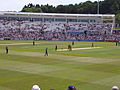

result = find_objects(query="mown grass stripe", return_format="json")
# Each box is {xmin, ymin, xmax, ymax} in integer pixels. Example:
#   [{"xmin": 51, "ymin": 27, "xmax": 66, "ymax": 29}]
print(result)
[
  {"xmin": 16, "ymin": 52, "xmax": 120, "ymax": 64},
  {"xmin": 0, "ymin": 50, "xmax": 118, "ymax": 64},
  {"xmin": 0, "ymin": 86, "xmax": 13, "ymax": 90},
  {"xmin": 40, "ymin": 68, "xmax": 117, "ymax": 82},
  {"xmin": 91, "ymin": 75, "xmax": 120, "ymax": 86},
  {"xmin": 0, "ymin": 60, "xmax": 66, "ymax": 74}
]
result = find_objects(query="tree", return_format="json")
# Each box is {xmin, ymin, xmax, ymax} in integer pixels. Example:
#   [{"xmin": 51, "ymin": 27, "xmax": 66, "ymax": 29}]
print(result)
[
  {"xmin": 21, "ymin": 3, "xmax": 42, "ymax": 12},
  {"xmin": 116, "ymin": 13, "xmax": 120, "ymax": 24},
  {"xmin": 56, "ymin": 5, "xmax": 66, "ymax": 13},
  {"xmin": 21, "ymin": 0, "xmax": 120, "ymax": 25}
]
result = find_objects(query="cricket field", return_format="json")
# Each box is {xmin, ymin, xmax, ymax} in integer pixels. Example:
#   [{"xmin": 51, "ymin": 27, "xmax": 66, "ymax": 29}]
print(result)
[{"xmin": 0, "ymin": 40, "xmax": 120, "ymax": 90}]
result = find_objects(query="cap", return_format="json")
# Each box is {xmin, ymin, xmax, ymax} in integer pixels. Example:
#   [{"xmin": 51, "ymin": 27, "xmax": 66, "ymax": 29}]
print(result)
[
  {"xmin": 112, "ymin": 86, "xmax": 119, "ymax": 90},
  {"xmin": 32, "ymin": 85, "xmax": 40, "ymax": 90},
  {"xmin": 68, "ymin": 85, "xmax": 75, "ymax": 90}
]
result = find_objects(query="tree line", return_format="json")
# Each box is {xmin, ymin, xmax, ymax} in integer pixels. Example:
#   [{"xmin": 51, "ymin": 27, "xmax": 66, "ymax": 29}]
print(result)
[{"xmin": 21, "ymin": 0, "xmax": 120, "ymax": 24}]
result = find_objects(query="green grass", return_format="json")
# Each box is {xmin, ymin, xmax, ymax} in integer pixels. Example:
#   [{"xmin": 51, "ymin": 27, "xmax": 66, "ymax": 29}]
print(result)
[
  {"xmin": 0, "ymin": 40, "xmax": 120, "ymax": 90},
  {"xmin": 114, "ymin": 28, "xmax": 120, "ymax": 30}
]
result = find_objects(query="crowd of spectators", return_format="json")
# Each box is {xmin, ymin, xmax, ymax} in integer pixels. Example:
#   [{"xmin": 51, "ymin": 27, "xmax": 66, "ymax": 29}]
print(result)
[
  {"xmin": 0, "ymin": 20, "xmax": 120, "ymax": 41},
  {"xmin": 32, "ymin": 85, "xmax": 119, "ymax": 90}
]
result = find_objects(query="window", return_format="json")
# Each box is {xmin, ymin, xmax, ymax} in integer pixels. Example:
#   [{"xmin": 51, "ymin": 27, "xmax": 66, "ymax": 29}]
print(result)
[
  {"xmin": 78, "ymin": 19, "xmax": 89, "ymax": 22},
  {"xmin": 44, "ymin": 18, "xmax": 54, "ymax": 22},
  {"xmin": 55, "ymin": 18, "xmax": 66, "ymax": 22},
  {"xmin": 90, "ymin": 19, "xmax": 96, "ymax": 23},
  {"xmin": 20, "ymin": 17, "xmax": 31, "ymax": 21},
  {"xmin": 7, "ymin": 17, "xmax": 19, "ymax": 21},
  {"xmin": 0, "ymin": 17, "xmax": 7, "ymax": 20},
  {"xmin": 32, "ymin": 18, "xmax": 43, "ymax": 21},
  {"xmin": 67, "ymin": 19, "xmax": 77, "ymax": 22}
]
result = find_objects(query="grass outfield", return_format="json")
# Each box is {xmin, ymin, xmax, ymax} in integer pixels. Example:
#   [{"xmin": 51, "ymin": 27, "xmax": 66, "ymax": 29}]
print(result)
[{"xmin": 0, "ymin": 40, "xmax": 120, "ymax": 90}]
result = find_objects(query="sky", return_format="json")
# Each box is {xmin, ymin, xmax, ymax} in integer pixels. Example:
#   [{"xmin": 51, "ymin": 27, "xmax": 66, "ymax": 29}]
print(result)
[{"xmin": 0, "ymin": 0, "xmax": 101, "ymax": 11}]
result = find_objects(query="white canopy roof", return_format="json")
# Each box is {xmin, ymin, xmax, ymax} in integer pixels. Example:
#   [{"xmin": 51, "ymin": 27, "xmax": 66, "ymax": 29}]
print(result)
[{"xmin": 0, "ymin": 11, "xmax": 115, "ymax": 17}]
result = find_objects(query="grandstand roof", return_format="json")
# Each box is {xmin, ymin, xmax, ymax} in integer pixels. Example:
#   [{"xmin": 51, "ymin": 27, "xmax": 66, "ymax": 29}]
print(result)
[{"xmin": 0, "ymin": 11, "xmax": 115, "ymax": 17}]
